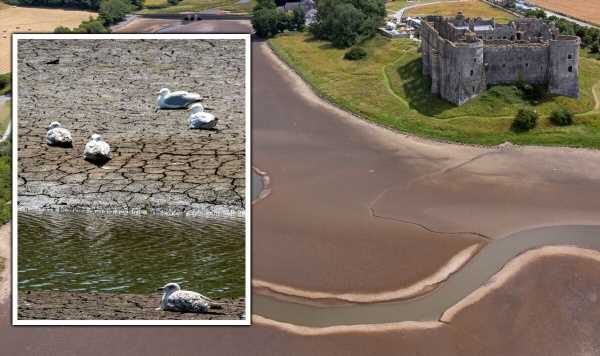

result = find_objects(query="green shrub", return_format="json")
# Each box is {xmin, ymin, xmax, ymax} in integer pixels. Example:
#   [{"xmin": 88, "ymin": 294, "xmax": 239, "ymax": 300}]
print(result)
[
  {"xmin": 550, "ymin": 108, "xmax": 574, "ymax": 126},
  {"xmin": 252, "ymin": 7, "xmax": 279, "ymax": 38},
  {"xmin": 344, "ymin": 47, "xmax": 367, "ymax": 60},
  {"xmin": 309, "ymin": 0, "xmax": 385, "ymax": 48},
  {"xmin": 512, "ymin": 109, "xmax": 538, "ymax": 132},
  {"xmin": 0, "ymin": 73, "xmax": 10, "ymax": 96},
  {"xmin": 99, "ymin": 0, "xmax": 133, "ymax": 25},
  {"xmin": 167, "ymin": 0, "xmax": 178, "ymax": 5}
]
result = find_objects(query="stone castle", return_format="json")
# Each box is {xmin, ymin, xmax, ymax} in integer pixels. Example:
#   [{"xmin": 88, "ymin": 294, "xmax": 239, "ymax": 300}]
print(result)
[{"xmin": 420, "ymin": 14, "xmax": 580, "ymax": 105}]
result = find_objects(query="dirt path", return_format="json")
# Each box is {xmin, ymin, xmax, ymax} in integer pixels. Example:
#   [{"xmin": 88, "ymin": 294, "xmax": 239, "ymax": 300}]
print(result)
[{"xmin": 18, "ymin": 290, "xmax": 244, "ymax": 321}]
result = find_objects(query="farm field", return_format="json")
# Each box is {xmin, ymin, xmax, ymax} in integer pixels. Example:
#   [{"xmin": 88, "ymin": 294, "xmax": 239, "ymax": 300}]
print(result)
[
  {"xmin": 405, "ymin": 0, "xmax": 516, "ymax": 23},
  {"xmin": 269, "ymin": 32, "xmax": 600, "ymax": 148},
  {"xmin": 0, "ymin": 5, "xmax": 96, "ymax": 73},
  {"xmin": 142, "ymin": 0, "xmax": 256, "ymax": 14},
  {"xmin": 528, "ymin": 0, "xmax": 600, "ymax": 26}
]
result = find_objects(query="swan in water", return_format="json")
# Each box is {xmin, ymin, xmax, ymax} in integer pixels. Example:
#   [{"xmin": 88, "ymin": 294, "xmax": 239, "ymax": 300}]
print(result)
[
  {"xmin": 46, "ymin": 121, "xmax": 72, "ymax": 147},
  {"xmin": 157, "ymin": 282, "xmax": 222, "ymax": 313},
  {"xmin": 155, "ymin": 88, "xmax": 202, "ymax": 112},
  {"xmin": 188, "ymin": 103, "xmax": 218, "ymax": 130},
  {"xmin": 84, "ymin": 134, "xmax": 112, "ymax": 164}
]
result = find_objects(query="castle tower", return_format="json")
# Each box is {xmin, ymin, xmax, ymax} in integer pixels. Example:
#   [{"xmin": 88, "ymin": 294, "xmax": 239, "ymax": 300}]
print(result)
[{"xmin": 548, "ymin": 36, "xmax": 580, "ymax": 98}]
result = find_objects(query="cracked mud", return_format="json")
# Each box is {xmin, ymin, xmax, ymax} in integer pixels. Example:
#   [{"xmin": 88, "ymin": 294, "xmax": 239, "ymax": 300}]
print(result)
[{"xmin": 17, "ymin": 39, "xmax": 246, "ymax": 215}]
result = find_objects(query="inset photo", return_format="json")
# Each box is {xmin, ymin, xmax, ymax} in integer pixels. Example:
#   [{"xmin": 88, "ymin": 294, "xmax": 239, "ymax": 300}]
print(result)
[{"xmin": 12, "ymin": 34, "xmax": 250, "ymax": 325}]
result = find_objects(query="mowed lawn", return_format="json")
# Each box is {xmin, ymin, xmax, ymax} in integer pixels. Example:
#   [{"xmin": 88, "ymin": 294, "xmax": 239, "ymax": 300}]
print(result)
[
  {"xmin": 405, "ymin": 0, "xmax": 516, "ymax": 23},
  {"xmin": 0, "ymin": 6, "xmax": 96, "ymax": 74},
  {"xmin": 143, "ymin": 0, "xmax": 256, "ymax": 14},
  {"xmin": 269, "ymin": 32, "xmax": 600, "ymax": 148}
]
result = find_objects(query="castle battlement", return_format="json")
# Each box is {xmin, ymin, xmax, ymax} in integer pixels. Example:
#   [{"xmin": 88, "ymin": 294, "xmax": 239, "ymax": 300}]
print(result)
[{"xmin": 420, "ymin": 13, "xmax": 580, "ymax": 105}]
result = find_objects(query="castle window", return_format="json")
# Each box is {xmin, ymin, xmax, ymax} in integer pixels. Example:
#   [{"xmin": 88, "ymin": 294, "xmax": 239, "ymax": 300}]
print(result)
[
  {"xmin": 473, "ymin": 86, "xmax": 475, "ymax": 93},
  {"xmin": 470, "ymin": 70, "xmax": 474, "ymax": 76},
  {"xmin": 502, "ymin": 63, "xmax": 506, "ymax": 68},
  {"xmin": 568, "ymin": 66, "xmax": 573, "ymax": 72},
  {"xmin": 526, "ymin": 63, "xmax": 529, "ymax": 67},
  {"xmin": 474, "ymin": 58, "xmax": 477, "ymax": 63},
  {"xmin": 568, "ymin": 54, "xmax": 572, "ymax": 59}
]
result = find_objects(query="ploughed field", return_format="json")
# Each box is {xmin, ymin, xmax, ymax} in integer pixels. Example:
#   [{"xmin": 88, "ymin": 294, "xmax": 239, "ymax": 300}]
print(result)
[
  {"xmin": 269, "ymin": 33, "xmax": 600, "ymax": 148},
  {"xmin": 528, "ymin": 0, "xmax": 600, "ymax": 26},
  {"xmin": 0, "ymin": 6, "xmax": 96, "ymax": 74},
  {"xmin": 404, "ymin": 0, "xmax": 516, "ymax": 24}
]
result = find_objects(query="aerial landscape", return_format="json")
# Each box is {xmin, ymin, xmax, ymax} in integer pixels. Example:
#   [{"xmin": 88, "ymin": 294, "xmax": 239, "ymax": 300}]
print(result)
[{"xmin": 0, "ymin": 0, "xmax": 600, "ymax": 353}]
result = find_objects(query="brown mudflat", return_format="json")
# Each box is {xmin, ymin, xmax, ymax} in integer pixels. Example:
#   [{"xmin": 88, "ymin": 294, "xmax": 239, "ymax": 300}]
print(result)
[
  {"xmin": 17, "ymin": 38, "xmax": 245, "ymax": 214},
  {"xmin": 17, "ymin": 290, "xmax": 244, "ymax": 321}
]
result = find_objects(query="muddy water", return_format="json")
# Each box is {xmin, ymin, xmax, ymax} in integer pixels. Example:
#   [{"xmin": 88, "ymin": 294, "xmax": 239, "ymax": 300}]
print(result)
[
  {"xmin": 18, "ymin": 211, "xmax": 245, "ymax": 298},
  {"xmin": 253, "ymin": 225, "xmax": 600, "ymax": 326}
]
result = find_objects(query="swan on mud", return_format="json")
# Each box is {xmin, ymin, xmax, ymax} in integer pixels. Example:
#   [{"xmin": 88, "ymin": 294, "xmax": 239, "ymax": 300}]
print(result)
[
  {"xmin": 157, "ymin": 282, "xmax": 222, "ymax": 313},
  {"xmin": 155, "ymin": 88, "xmax": 202, "ymax": 112},
  {"xmin": 84, "ymin": 133, "xmax": 112, "ymax": 165},
  {"xmin": 188, "ymin": 103, "xmax": 218, "ymax": 130},
  {"xmin": 46, "ymin": 121, "xmax": 73, "ymax": 147}
]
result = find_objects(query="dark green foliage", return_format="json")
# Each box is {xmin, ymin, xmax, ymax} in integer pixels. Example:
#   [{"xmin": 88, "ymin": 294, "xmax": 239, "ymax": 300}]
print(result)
[
  {"xmin": 290, "ymin": 7, "xmax": 306, "ymax": 32},
  {"xmin": 255, "ymin": 0, "xmax": 276, "ymax": 11},
  {"xmin": 512, "ymin": 109, "xmax": 538, "ymax": 132},
  {"xmin": 0, "ymin": 152, "xmax": 10, "ymax": 225},
  {"xmin": 276, "ymin": 11, "xmax": 291, "ymax": 33},
  {"xmin": 0, "ymin": 73, "xmax": 10, "ymax": 96},
  {"xmin": 344, "ymin": 46, "xmax": 367, "ymax": 60},
  {"xmin": 252, "ymin": 8, "xmax": 280, "ymax": 38},
  {"xmin": 167, "ymin": 0, "xmax": 178, "ymax": 5},
  {"xmin": 99, "ymin": 0, "xmax": 133, "ymax": 25},
  {"xmin": 310, "ymin": 0, "xmax": 385, "ymax": 48},
  {"xmin": 525, "ymin": 8, "xmax": 546, "ymax": 19},
  {"xmin": 591, "ymin": 40, "xmax": 600, "ymax": 54},
  {"xmin": 515, "ymin": 77, "xmax": 546, "ymax": 101},
  {"xmin": 252, "ymin": 0, "xmax": 306, "ymax": 38},
  {"xmin": 6, "ymin": 0, "xmax": 101, "ymax": 10},
  {"xmin": 54, "ymin": 17, "xmax": 110, "ymax": 33},
  {"xmin": 550, "ymin": 108, "xmax": 574, "ymax": 126}
]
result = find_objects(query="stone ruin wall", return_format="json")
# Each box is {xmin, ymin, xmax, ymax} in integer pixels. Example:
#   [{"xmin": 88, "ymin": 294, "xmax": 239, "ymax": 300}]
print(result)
[{"xmin": 421, "ymin": 17, "xmax": 580, "ymax": 105}]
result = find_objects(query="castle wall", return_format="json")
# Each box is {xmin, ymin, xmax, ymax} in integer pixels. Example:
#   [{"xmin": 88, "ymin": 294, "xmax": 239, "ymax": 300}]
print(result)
[
  {"xmin": 438, "ymin": 41, "xmax": 486, "ymax": 105},
  {"xmin": 548, "ymin": 36, "xmax": 580, "ymax": 97},
  {"xmin": 484, "ymin": 43, "xmax": 549, "ymax": 85}
]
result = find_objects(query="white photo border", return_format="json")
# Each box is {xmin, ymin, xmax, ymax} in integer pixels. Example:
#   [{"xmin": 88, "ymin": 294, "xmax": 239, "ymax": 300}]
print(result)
[{"xmin": 11, "ymin": 33, "xmax": 252, "ymax": 326}]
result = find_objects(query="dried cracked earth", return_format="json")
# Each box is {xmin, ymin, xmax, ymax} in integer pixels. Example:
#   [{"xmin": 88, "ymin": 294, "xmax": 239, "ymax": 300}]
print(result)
[{"xmin": 17, "ymin": 39, "xmax": 246, "ymax": 215}]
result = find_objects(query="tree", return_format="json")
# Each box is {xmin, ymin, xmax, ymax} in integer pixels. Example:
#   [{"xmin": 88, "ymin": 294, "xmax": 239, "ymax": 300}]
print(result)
[
  {"xmin": 277, "ymin": 11, "xmax": 291, "ymax": 33},
  {"xmin": 290, "ymin": 6, "xmax": 306, "ymax": 31},
  {"xmin": 310, "ymin": 0, "xmax": 385, "ymax": 48},
  {"xmin": 252, "ymin": 8, "xmax": 280, "ymax": 38},
  {"xmin": 54, "ymin": 25, "xmax": 73, "ymax": 33},
  {"xmin": 99, "ymin": 0, "xmax": 132, "ymax": 25},
  {"xmin": 76, "ymin": 17, "xmax": 110, "ymax": 33},
  {"xmin": 549, "ymin": 108, "xmax": 574, "ymax": 126},
  {"xmin": 254, "ymin": 0, "xmax": 276, "ymax": 12},
  {"xmin": 512, "ymin": 109, "xmax": 538, "ymax": 132}
]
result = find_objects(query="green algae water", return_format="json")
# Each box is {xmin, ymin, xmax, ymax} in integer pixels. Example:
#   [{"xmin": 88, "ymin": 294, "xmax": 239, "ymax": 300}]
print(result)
[{"xmin": 18, "ymin": 211, "xmax": 245, "ymax": 298}]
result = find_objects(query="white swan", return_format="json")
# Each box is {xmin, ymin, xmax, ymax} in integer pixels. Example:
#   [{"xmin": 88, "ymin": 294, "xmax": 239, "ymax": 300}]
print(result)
[
  {"xmin": 188, "ymin": 103, "xmax": 218, "ymax": 130},
  {"xmin": 46, "ymin": 121, "xmax": 72, "ymax": 147},
  {"xmin": 155, "ymin": 88, "xmax": 202, "ymax": 112},
  {"xmin": 157, "ymin": 282, "xmax": 220, "ymax": 313},
  {"xmin": 84, "ymin": 134, "xmax": 112, "ymax": 164}
]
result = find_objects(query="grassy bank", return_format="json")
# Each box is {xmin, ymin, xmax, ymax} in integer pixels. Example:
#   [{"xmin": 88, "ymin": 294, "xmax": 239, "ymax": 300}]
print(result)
[
  {"xmin": 142, "ymin": 0, "xmax": 255, "ymax": 14},
  {"xmin": 269, "ymin": 32, "xmax": 600, "ymax": 148},
  {"xmin": 404, "ymin": 0, "xmax": 516, "ymax": 24}
]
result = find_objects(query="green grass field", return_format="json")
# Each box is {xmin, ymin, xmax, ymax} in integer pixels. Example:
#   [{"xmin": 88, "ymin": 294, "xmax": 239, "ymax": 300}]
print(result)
[
  {"xmin": 269, "ymin": 32, "xmax": 600, "ymax": 148},
  {"xmin": 0, "ymin": 101, "xmax": 9, "ymax": 134},
  {"xmin": 142, "ymin": 0, "xmax": 255, "ymax": 14},
  {"xmin": 405, "ymin": 0, "xmax": 516, "ymax": 24}
]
